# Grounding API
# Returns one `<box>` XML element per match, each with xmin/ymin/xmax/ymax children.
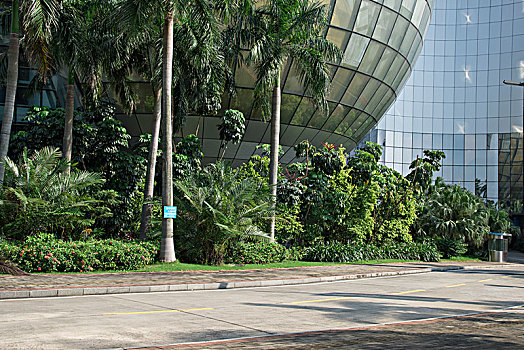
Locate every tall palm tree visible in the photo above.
<box><xmin>116</xmin><ymin>0</ymin><xmax>236</xmax><ymax>261</ymax></box>
<box><xmin>106</xmin><ymin>1</ymin><xmax>163</xmax><ymax>240</ymax></box>
<box><xmin>51</xmin><ymin>1</ymin><xmax>83</xmax><ymax>175</ymax></box>
<box><xmin>242</xmin><ymin>0</ymin><xmax>341</xmax><ymax>240</ymax></box>
<box><xmin>0</xmin><ymin>0</ymin><xmax>60</xmax><ymax>185</ymax></box>
<box><xmin>114</xmin><ymin>0</ymin><xmax>232</xmax><ymax>261</ymax></box>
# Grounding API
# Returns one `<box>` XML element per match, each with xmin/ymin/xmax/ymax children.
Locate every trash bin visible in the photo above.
<box><xmin>488</xmin><ymin>232</ymin><xmax>511</xmax><ymax>262</ymax></box>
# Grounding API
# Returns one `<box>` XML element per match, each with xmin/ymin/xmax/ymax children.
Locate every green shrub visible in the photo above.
<box><xmin>225</xmin><ymin>241</ymin><xmax>304</xmax><ymax>264</ymax></box>
<box><xmin>303</xmin><ymin>241</ymin><xmax>439</xmax><ymax>263</ymax></box>
<box><xmin>9</xmin><ymin>104</ymin><xmax>148</xmax><ymax>237</ymax></box>
<box><xmin>1</xmin><ymin>233</ymin><xmax>158</xmax><ymax>273</ymax></box>
<box><xmin>175</xmin><ymin>162</ymin><xmax>272</xmax><ymax>265</ymax></box>
<box><xmin>435</xmin><ymin>238</ymin><xmax>467</xmax><ymax>258</ymax></box>
<box><xmin>0</xmin><ymin>147</ymin><xmax>109</xmax><ymax>240</ymax></box>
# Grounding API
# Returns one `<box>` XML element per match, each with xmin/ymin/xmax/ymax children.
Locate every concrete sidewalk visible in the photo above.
<box><xmin>2</xmin><ymin>256</ymin><xmax>521</xmax><ymax>300</ymax></box>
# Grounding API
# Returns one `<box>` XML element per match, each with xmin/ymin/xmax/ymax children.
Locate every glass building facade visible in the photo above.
<box><xmin>121</xmin><ymin>0</ymin><xmax>432</xmax><ymax>166</ymax></box>
<box><xmin>362</xmin><ymin>0</ymin><xmax>524</xmax><ymax>208</ymax></box>
<box><xmin>2</xmin><ymin>1</ymin><xmax>433</xmax><ymax>170</ymax></box>
<box><xmin>0</xmin><ymin>41</ymin><xmax>64</xmax><ymax>128</ymax></box>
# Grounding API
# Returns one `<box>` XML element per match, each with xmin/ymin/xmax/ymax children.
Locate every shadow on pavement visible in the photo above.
<box><xmin>165</xmin><ymin>311</ymin><xmax>524</xmax><ymax>349</ymax></box>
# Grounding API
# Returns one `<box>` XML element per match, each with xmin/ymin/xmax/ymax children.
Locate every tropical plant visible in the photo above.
<box><xmin>114</xmin><ymin>0</ymin><xmax>240</xmax><ymax>261</ymax></box>
<box><xmin>414</xmin><ymin>178</ymin><xmax>490</xmax><ymax>248</ymax></box>
<box><xmin>0</xmin><ymin>0</ymin><xmax>60</xmax><ymax>185</ymax></box>
<box><xmin>406</xmin><ymin>150</ymin><xmax>446</xmax><ymax>196</ymax></box>
<box><xmin>0</xmin><ymin>147</ymin><xmax>107</xmax><ymax>239</ymax></box>
<box><xmin>173</xmin><ymin>134</ymin><xmax>203</xmax><ymax>179</ymax></box>
<box><xmin>239</xmin><ymin>0</ymin><xmax>342</xmax><ymax>240</ymax></box>
<box><xmin>9</xmin><ymin>104</ymin><xmax>147</xmax><ymax>236</ymax></box>
<box><xmin>174</xmin><ymin>162</ymin><xmax>272</xmax><ymax>265</ymax></box>
<box><xmin>218</xmin><ymin>109</ymin><xmax>245</xmax><ymax>160</ymax></box>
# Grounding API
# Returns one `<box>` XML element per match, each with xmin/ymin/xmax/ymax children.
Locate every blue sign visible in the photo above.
<box><xmin>163</xmin><ymin>206</ymin><xmax>177</xmax><ymax>219</ymax></box>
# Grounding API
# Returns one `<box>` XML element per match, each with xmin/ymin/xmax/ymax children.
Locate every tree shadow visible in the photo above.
<box><xmin>134</xmin><ymin>311</ymin><xmax>524</xmax><ymax>349</ymax></box>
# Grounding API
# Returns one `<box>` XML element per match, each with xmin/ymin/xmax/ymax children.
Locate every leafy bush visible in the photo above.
<box><xmin>175</xmin><ymin>162</ymin><xmax>272</xmax><ymax>265</ymax></box>
<box><xmin>173</xmin><ymin>135</ymin><xmax>203</xmax><ymax>179</ymax></box>
<box><xmin>225</xmin><ymin>241</ymin><xmax>294</xmax><ymax>264</ymax></box>
<box><xmin>434</xmin><ymin>238</ymin><xmax>467</xmax><ymax>259</ymax></box>
<box><xmin>0</xmin><ymin>147</ymin><xmax>108</xmax><ymax>240</ymax></box>
<box><xmin>303</xmin><ymin>241</ymin><xmax>440</xmax><ymax>263</ymax></box>
<box><xmin>9</xmin><ymin>104</ymin><xmax>147</xmax><ymax>237</ymax></box>
<box><xmin>415</xmin><ymin>179</ymin><xmax>490</xmax><ymax>248</ymax></box>
<box><xmin>1</xmin><ymin>233</ymin><xmax>158</xmax><ymax>273</ymax></box>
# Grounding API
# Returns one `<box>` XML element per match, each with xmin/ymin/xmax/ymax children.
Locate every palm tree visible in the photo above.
<box><xmin>50</xmin><ymin>1</ymin><xmax>83</xmax><ymax>175</ymax></box>
<box><xmin>0</xmin><ymin>0</ymin><xmax>60</xmax><ymax>185</ymax></box>
<box><xmin>242</xmin><ymin>0</ymin><xmax>341</xmax><ymax>240</ymax></box>
<box><xmin>109</xmin><ymin>1</ymin><xmax>164</xmax><ymax>240</ymax></box>
<box><xmin>416</xmin><ymin>179</ymin><xmax>490</xmax><ymax>248</ymax></box>
<box><xmin>114</xmin><ymin>0</ymin><xmax>237</xmax><ymax>260</ymax></box>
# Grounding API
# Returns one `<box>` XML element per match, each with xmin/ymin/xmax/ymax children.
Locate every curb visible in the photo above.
<box><xmin>0</xmin><ymin>263</ymin><xmax>511</xmax><ymax>300</ymax></box>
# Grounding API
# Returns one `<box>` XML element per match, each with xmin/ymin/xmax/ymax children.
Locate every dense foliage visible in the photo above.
<box><xmin>303</xmin><ymin>241</ymin><xmax>440</xmax><ymax>263</ymax></box>
<box><xmin>272</xmin><ymin>142</ymin><xmax>419</xmax><ymax>246</ymax></box>
<box><xmin>9</xmin><ymin>105</ymin><xmax>147</xmax><ymax>236</ymax></box>
<box><xmin>414</xmin><ymin>178</ymin><xmax>517</xmax><ymax>252</ymax></box>
<box><xmin>1</xmin><ymin>233</ymin><xmax>158</xmax><ymax>273</ymax></box>
<box><xmin>1</xmin><ymin>1</ymin><xmax>519</xmax><ymax>269</ymax></box>
<box><xmin>0</xmin><ymin>147</ymin><xmax>107</xmax><ymax>240</ymax></box>
<box><xmin>225</xmin><ymin>241</ymin><xmax>303</xmax><ymax>264</ymax></box>
<box><xmin>174</xmin><ymin>162</ymin><xmax>272</xmax><ymax>265</ymax></box>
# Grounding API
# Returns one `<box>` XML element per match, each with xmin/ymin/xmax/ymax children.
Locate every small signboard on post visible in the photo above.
<box><xmin>163</xmin><ymin>206</ymin><xmax>177</xmax><ymax>219</ymax></box>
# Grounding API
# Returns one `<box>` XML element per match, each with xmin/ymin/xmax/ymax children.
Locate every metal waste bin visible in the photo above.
<box><xmin>488</xmin><ymin>232</ymin><xmax>512</xmax><ymax>262</ymax></box>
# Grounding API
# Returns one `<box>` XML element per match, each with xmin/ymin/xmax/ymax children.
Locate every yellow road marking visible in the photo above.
<box><xmin>391</xmin><ymin>289</ymin><xmax>425</xmax><ymax>295</ymax></box>
<box><xmin>103</xmin><ymin>308</ymin><xmax>213</xmax><ymax>315</ymax></box>
<box><xmin>478</xmin><ymin>279</ymin><xmax>492</xmax><ymax>282</ymax></box>
<box><xmin>445</xmin><ymin>284</ymin><xmax>466</xmax><ymax>288</ymax></box>
<box><xmin>291</xmin><ymin>297</ymin><xmax>356</xmax><ymax>304</ymax></box>
<box><xmin>502</xmin><ymin>276</ymin><xmax>511</xmax><ymax>278</ymax></box>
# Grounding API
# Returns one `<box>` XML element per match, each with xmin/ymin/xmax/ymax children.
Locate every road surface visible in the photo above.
<box><xmin>1</xmin><ymin>265</ymin><xmax>523</xmax><ymax>349</ymax></box>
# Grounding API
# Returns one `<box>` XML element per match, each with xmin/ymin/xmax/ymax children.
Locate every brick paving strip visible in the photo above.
<box><xmin>127</xmin><ymin>306</ymin><xmax>524</xmax><ymax>350</ymax></box>
<box><xmin>0</xmin><ymin>260</ymin><xmax>515</xmax><ymax>300</ymax></box>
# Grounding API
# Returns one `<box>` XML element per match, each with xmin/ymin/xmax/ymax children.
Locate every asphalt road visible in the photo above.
<box><xmin>1</xmin><ymin>265</ymin><xmax>523</xmax><ymax>349</ymax></box>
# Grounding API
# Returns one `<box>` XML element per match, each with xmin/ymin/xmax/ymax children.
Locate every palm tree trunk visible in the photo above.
<box><xmin>160</xmin><ymin>11</ymin><xmax>176</xmax><ymax>262</ymax></box>
<box><xmin>269</xmin><ymin>70</ymin><xmax>281</xmax><ymax>242</ymax></box>
<box><xmin>139</xmin><ymin>87</ymin><xmax>162</xmax><ymax>240</ymax></box>
<box><xmin>62</xmin><ymin>69</ymin><xmax>75</xmax><ymax>175</ymax></box>
<box><xmin>0</xmin><ymin>0</ymin><xmax>19</xmax><ymax>186</ymax></box>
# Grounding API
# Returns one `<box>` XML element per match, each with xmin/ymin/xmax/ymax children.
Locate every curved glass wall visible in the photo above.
<box><xmin>363</xmin><ymin>0</ymin><xmax>524</xmax><ymax>207</ymax></box>
<box><xmin>121</xmin><ymin>0</ymin><xmax>432</xmax><ymax>166</ymax></box>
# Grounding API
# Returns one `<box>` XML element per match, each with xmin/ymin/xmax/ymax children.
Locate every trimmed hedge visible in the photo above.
<box><xmin>303</xmin><ymin>241</ymin><xmax>440</xmax><ymax>263</ymax></box>
<box><xmin>1</xmin><ymin>233</ymin><xmax>158</xmax><ymax>273</ymax></box>
<box><xmin>225</xmin><ymin>241</ymin><xmax>304</xmax><ymax>264</ymax></box>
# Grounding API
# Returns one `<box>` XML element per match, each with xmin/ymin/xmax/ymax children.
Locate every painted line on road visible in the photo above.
<box><xmin>478</xmin><ymin>279</ymin><xmax>492</xmax><ymax>282</ymax></box>
<box><xmin>502</xmin><ymin>276</ymin><xmax>511</xmax><ymax>278</ymax></box>
<box><xmin>445</xmin><ymin>283</ymin><xmax>466</xmax><ymax>288</ymax></box>
<box><xmin>391</xmin><ymin>289</ymin><xmax>425</xmax><ymax>295</ymax></box>
<box><xmin>103</xmin><ymin>307</ymin><xmax>213</xmax><ymax>315</ymax></box>
<box><xmin>290</xmin><ymin>297</ymin><xmax>356</xmax><ymax>304</ymax></box>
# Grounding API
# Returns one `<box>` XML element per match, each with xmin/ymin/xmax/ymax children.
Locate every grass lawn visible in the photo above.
<box><xmin>38</xmin><ymin>256</ymin><xmax>482</xmax><ymax>274</ymax></box>
<box><xmin>1</xmin><ymin>257</ymin><xmax>483</xmax><ymax>275</ymax></box>
<box><xmin>131</xmin><ymin>257</ymin><xmax>483</xmax><ymax>273</ymax></box>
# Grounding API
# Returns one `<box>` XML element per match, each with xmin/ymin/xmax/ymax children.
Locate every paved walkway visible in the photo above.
<box><xmin>2</xmin><ymin>253</ymin><xmax>521</xmax><ymax>300</ymax></box>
